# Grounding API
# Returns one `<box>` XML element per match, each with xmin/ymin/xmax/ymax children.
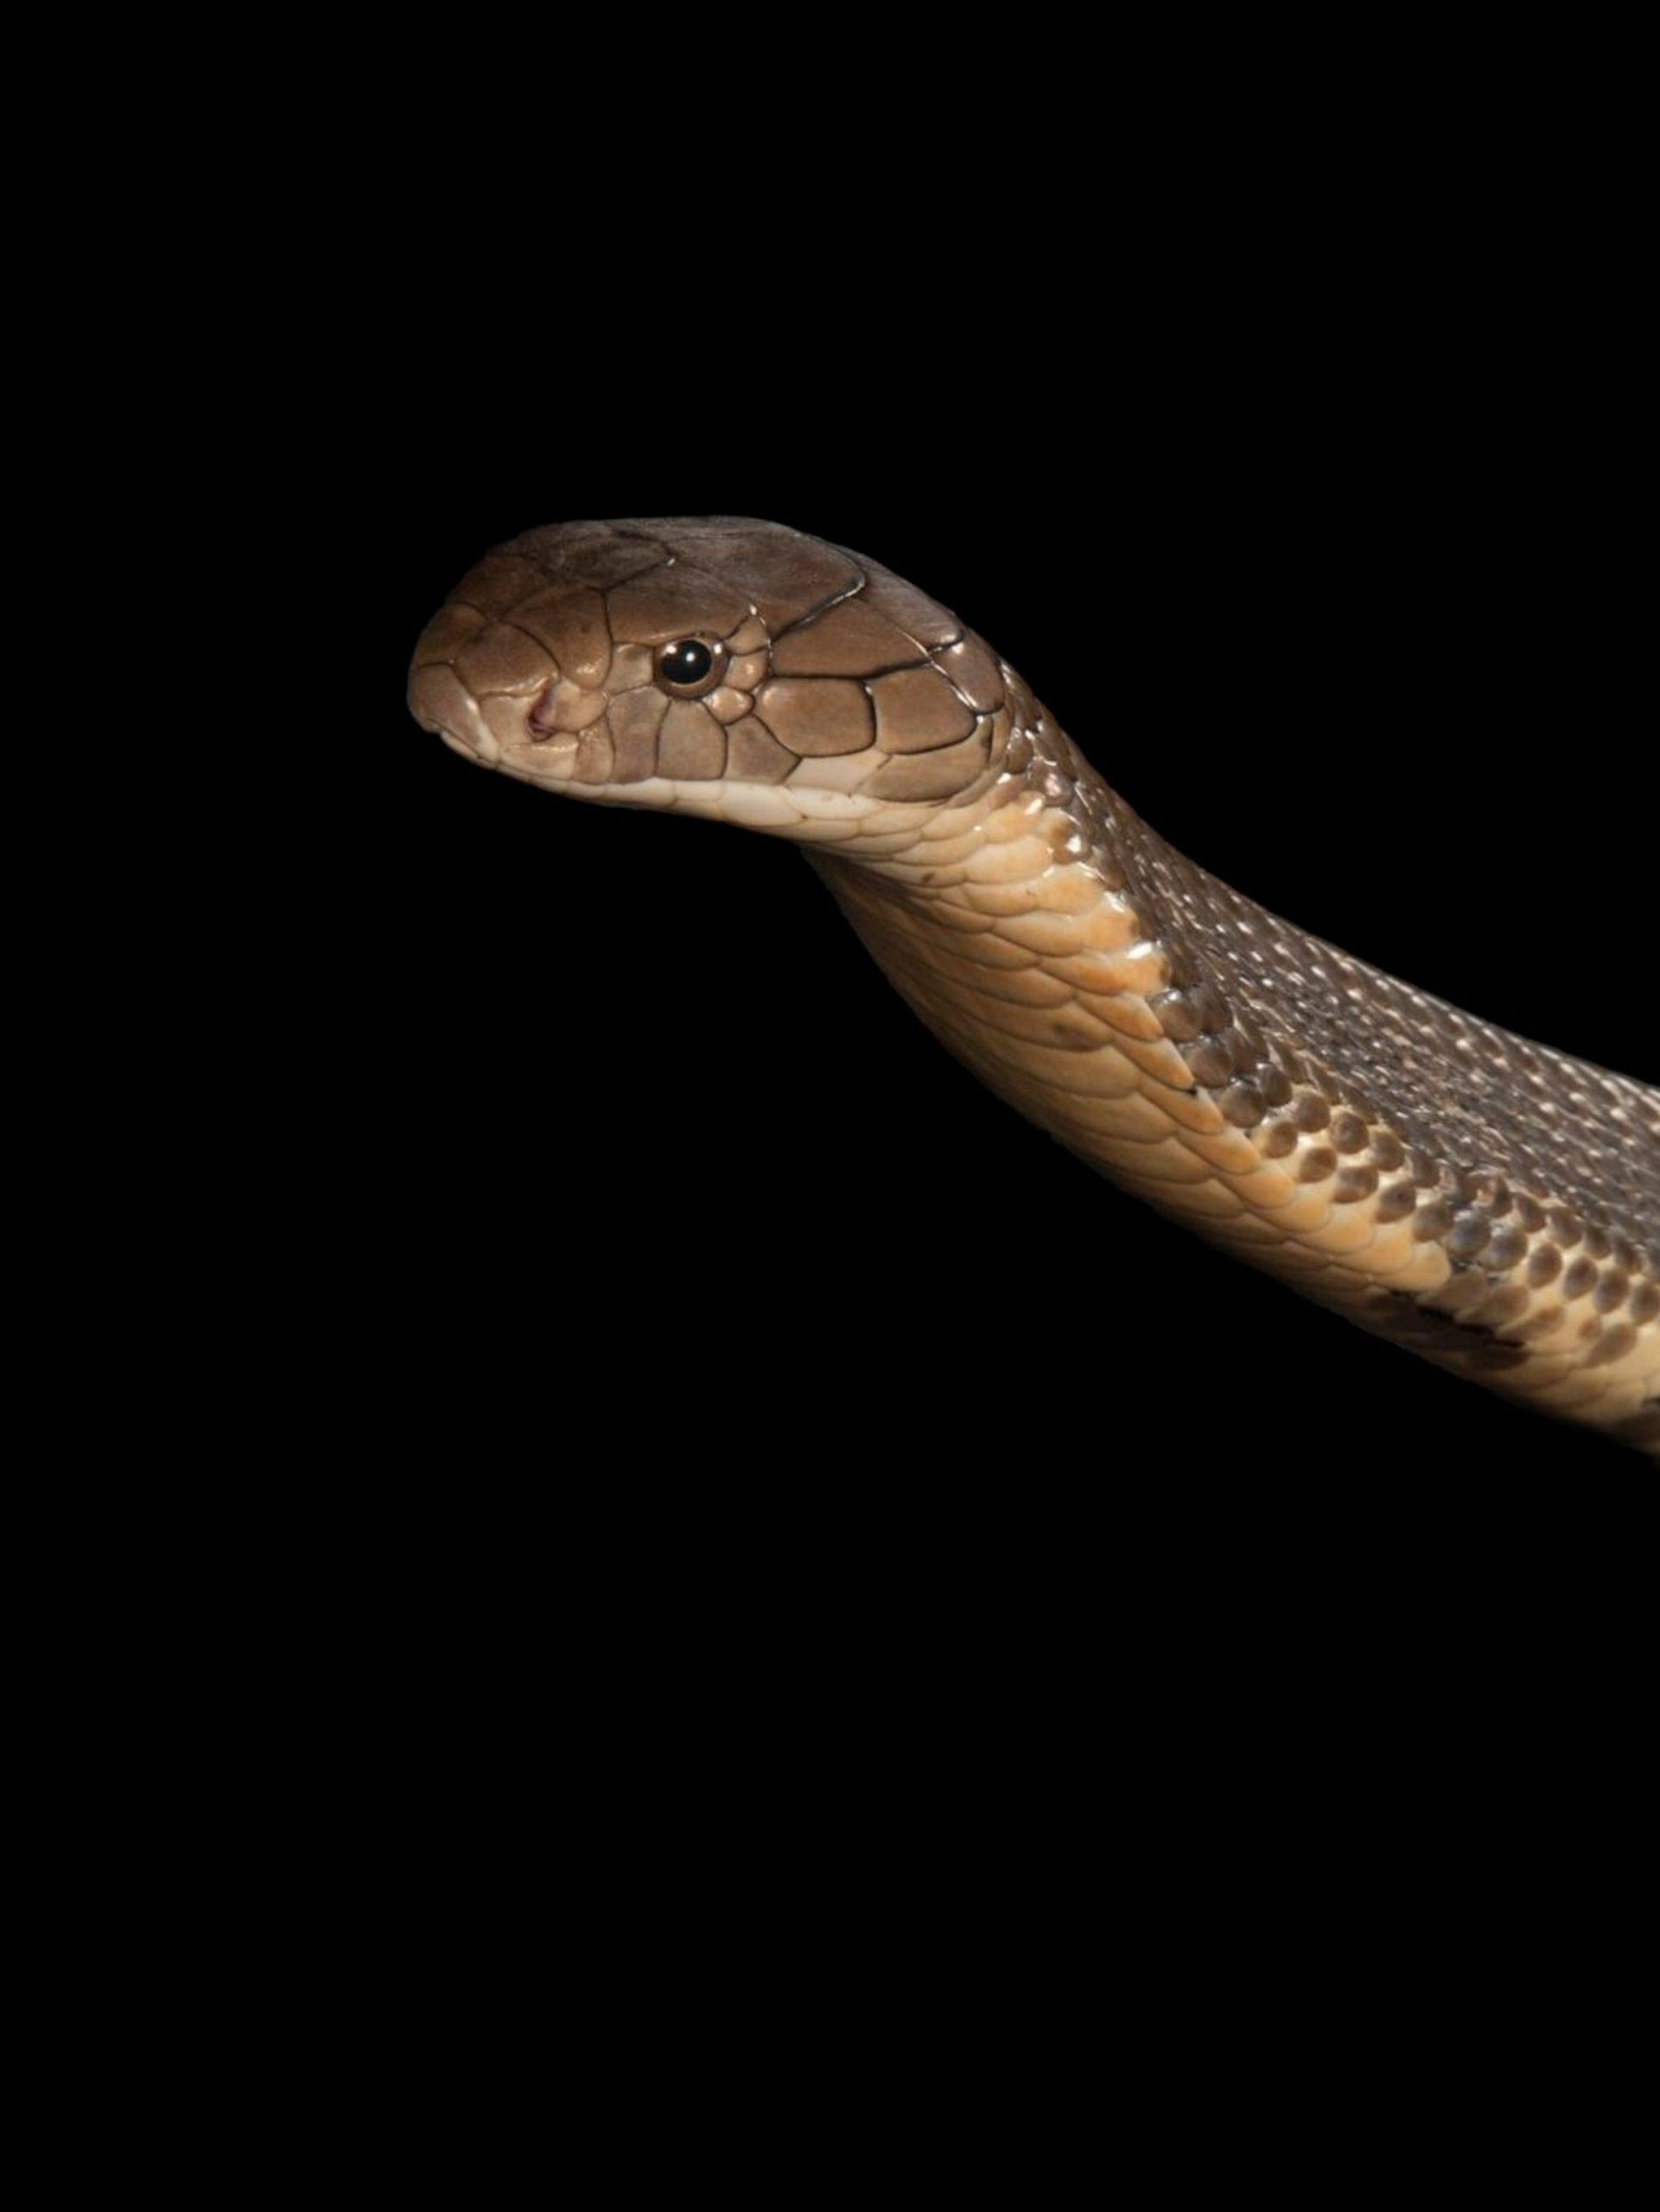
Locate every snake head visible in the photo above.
<box><xmin>408</xmin><ymin>517</ymin><xmax>1020</xmax><ymax>840</ymax></box>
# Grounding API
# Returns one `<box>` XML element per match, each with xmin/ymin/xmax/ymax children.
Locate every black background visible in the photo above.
<box><xmin>359</xmin><ymin>160</ymin><xmax>1651</xmax><ymax>1485</ymax></box>
<box><xmin>224</xmin><ymin>69</ymin><xmax>1657</xmax><ymax>2078</ymax></box>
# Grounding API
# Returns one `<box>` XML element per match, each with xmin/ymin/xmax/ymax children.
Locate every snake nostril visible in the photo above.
<box><xmin>524</xmin><ymin>676</ymin><xmax>608</xmax><ymax>742</ymax></box>
<box><xmin>526</xmin><ymin>679</ymin><xmax>560</xmax><ymax>737</ymax></box>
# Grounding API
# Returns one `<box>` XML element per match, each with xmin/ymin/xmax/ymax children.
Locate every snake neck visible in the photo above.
<box><xmin>807</xmin><ymin>697</ymin><xmax>1660</xmax><ymax>1450</ymax></box>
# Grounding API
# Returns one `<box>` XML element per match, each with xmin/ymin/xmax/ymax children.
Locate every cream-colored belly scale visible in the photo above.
<box><xmin>409</xmin><ymin>517</ymin><xmax>1660</xmax><ymax>1457</ymax></box>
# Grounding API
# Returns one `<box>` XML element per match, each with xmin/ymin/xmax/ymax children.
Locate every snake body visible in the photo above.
<box><xmin>409</xmin><ymin>518</ymin><xmax>1659</xmax><ymax>1455</ymax></box>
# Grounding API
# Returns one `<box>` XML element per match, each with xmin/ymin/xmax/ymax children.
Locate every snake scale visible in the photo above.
<box><xmin>409</xmin><ymin>518</ymin><xmax>1659</xmax><ymax>1456</ymax></box>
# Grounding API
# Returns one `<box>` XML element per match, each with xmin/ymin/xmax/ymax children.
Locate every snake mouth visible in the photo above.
<box><xmin>438</xmin><ymin>727</ymin><xmax>496</xmax><ymax>769</ymax></box>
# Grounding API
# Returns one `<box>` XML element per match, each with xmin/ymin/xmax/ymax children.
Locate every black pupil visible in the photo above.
<box><xmin>661</xmin><ymin>640</ymin><xmax>713</xmax><ymax>686</ymax></box>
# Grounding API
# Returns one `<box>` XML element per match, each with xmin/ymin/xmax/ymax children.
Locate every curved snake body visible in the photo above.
<box><xmin>409</xmin><ymin>518</ymin><xmax>1660</xmax><ymax>1455</ymax></box>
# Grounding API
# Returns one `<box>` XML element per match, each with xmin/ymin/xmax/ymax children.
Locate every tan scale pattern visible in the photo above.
<box><xmin>410</xmin><ymin>518</ymin><xmax>1660</xmax><ymax>1456</ymax></box>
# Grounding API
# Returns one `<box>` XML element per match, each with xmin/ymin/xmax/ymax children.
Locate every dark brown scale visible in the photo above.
<box><xmin>1186</xmin><ymin>1035</ymin><xmax>1237</xmax><ymax>1086</ymax></box>
<box><xmin>1446</xmin><ymin>1211</ymin><xmax>1494</xmax><ymax>1261</ymax></box>
<box><xmin>1376</xmin><ymin>1182</ymin><xmax>1416</xmax><ymax>1224</ymax></box>
<box><xmin>1259</xmin><ymin>1064</ymin><xmax>1294</xmax><ymax>1109</ymax></box>
<box><xmin>1187</xmin><ymin>983</ymin><xmax>1229</xmax><ymax>1032</ymax></box>
<box><xmin>1331</xmin><ymin>1110</ymin><xmax>1370</xmax><ymax>1155</ymax></box>
<box><xmin>1153</xmin><ymin>990</ymin><xmax>1205</xmax><ymax>1043</ymax></box>
<box><xmin>1485</xmin><ymin>1225</ymin><xmax>1528</xmax><ymax>1270</ymax></box>
<box><xmin>1160</xmin><ymin>950</ymin><xmax>1203</xmax><ymax>995</ymax></box>
<box><xmin>1220</xmin><ymin>1080</ymin><xmax>1268</xmax><ymax>1128</ymax></box>
<box><xmin>1227</xmin><ymin>1022</ymin><xmax>1266</xmax><ymax>1075</ymax></box>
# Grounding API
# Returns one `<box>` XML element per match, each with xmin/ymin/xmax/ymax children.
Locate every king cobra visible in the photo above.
<box><xmin>408</xmin><ymin>518</ymin><xmax>1659</xmax><ymax>1457</ymax></box>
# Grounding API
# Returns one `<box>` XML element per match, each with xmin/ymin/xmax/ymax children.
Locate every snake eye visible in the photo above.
<box><xmin>655</xmin><ymin>638</ymin><xmax>726</xmax><ymax>697</ymax></box>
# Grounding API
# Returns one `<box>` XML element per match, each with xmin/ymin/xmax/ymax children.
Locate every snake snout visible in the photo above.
<box><xmin>406</xmin><ymin>658</ymin><xmax>501</xmax><ymax>766</ymax></box>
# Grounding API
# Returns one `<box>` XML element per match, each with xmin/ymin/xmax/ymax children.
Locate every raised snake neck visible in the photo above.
<box><xmin>409</xmin><ymin>518</ymin><xmax>1659</xmax><ymax>1456</ymax></box>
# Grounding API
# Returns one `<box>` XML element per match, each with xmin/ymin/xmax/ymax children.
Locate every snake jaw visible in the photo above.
<box><xmin>439</xmin><ymin>728</ymin><xmax>494</xmax><ymax>768</ymax></box>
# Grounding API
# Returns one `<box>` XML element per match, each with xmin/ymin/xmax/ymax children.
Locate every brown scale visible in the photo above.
<box><xmin>1034</xmin><ymin>705</ymin><xmax>1657</xmax><ymax>1423</ymax></box>
<box><xmin>1063</xmin><ymin>727</ymin><xmax>1657</xmax><ymax>1266</ymax></box>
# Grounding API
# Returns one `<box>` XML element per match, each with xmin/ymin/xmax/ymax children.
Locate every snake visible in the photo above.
<box><xmin>408</xmin><ymin>517</ymin><xmax>1659</xmax><ymax>1457</ymax></box>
